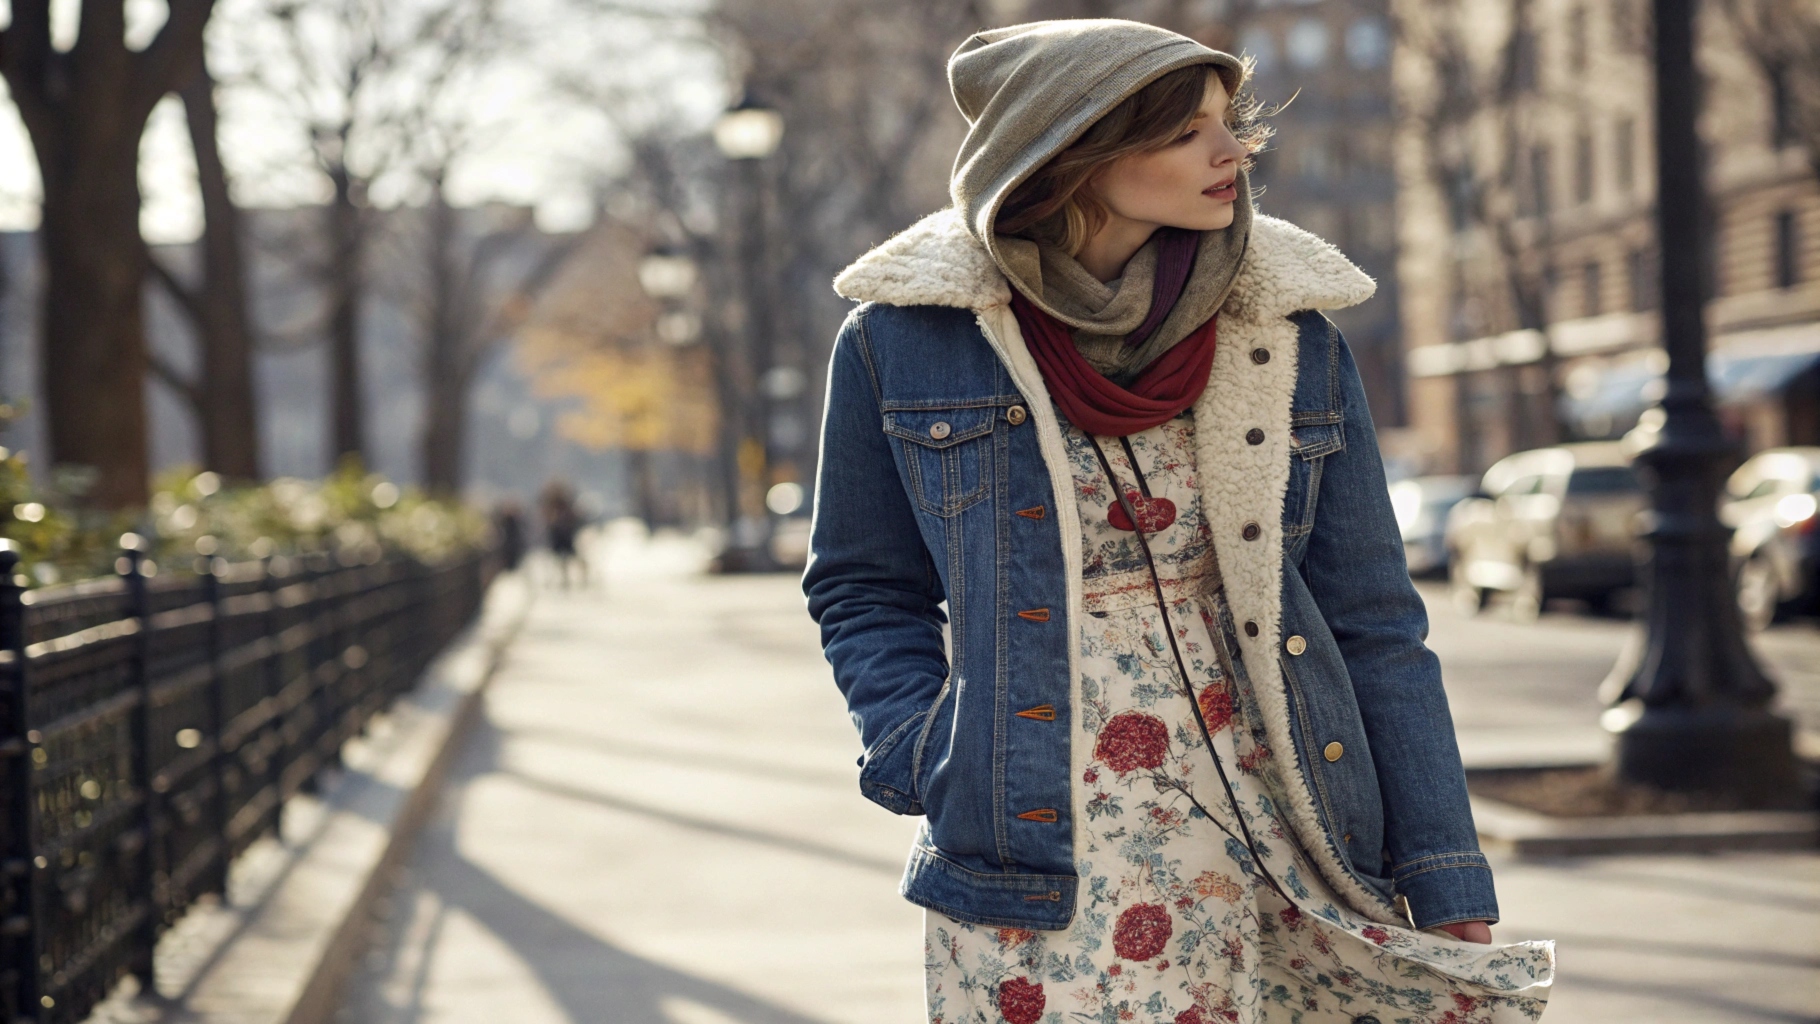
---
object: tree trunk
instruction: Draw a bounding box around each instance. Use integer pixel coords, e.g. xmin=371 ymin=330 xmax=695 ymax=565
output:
xmin=180 ymin=57 xmax=261 ymax=481
xmin=420 ymin=185 xmax=465 ymax=495
xmin=38 ymin=145 xmax=150 ymax=507
xmin=327 ymin=167 xmax=366 ymax=468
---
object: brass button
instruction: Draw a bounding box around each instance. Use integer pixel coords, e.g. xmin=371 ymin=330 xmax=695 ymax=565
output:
xmin=1343 ymin=832 xmax=1353 ymax=843
xmin=1241 ymin=522 xmax=1261 ymax=541
xmin=929 ymin=421 xmax=951 ymax=440
xmin=1007 ymin=405 xmax=1028 ymax=425
xmin=1285 ymin=635 xmax=1307 ymax=655
xmin=1246 ymin=428 xmax=1265 ymax=445
xmin=1323 ymin=741 xmax=1344 ymax=762
xmin=1250 ymin=347 xmax=1271 ymax=364
xmin=1243 ymin=620 xmax=1259 ymax=637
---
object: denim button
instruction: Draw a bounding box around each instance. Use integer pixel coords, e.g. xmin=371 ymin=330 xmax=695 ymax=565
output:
xmin=1285 ymin=635 xmax=1307 ymax=655
xmin=1250 ymin=347 xmax=1271 ymax=364
xmin=1246 ymin=428 xmax=1265 ymax=445
xmin=929 ymin=421 xmax=951 ymax=440
xmin=1007 ymin=405 xmax=1028 ymax=425
xmin=1241 ymin=522 xmax=1261 ymax=541
xmin=1324 ymin=741 xmax=1344 ymax=762
xmin=1244 ymin=620 xmax=1259 ymax=637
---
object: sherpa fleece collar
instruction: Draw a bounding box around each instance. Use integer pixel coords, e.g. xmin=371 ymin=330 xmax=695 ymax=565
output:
xmin=834 ymin=205 xmax=1373 ymax=319
xmin=833 ymin=208 xmax=1403 ymax=927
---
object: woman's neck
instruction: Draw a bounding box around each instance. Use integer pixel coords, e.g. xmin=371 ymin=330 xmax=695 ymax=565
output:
xmin=1074 ymin=216 xmax=1158 ymax=283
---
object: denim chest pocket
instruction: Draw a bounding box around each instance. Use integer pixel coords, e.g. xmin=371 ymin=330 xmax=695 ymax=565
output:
xmin=883 ymin=406 xmax=997 ymax=517
xmin=1284 ymin=420 xmax=1343 ymax=538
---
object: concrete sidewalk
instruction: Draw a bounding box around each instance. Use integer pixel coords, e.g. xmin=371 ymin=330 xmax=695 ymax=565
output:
xmin=338 ymin=539 xmax=1819 ymax=1023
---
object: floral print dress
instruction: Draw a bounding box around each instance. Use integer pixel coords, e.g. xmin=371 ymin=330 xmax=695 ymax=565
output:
xmin=924 ymin=414 xmax=1554 ymax=1024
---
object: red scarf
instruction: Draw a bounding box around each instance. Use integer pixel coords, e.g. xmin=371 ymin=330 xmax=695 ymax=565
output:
xmin=1011 ymin=290 xmax=1218 ymax=436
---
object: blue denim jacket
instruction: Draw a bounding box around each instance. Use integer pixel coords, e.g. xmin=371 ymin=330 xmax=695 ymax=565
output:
xmin=804 ymin=210 xmax=1496 ymax=932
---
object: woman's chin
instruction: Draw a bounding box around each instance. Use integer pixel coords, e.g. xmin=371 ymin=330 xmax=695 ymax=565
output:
xmin=1160 ymin=205 xmax=1235 ymax=232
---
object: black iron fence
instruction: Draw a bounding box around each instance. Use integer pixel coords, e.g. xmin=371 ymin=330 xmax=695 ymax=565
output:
xmin=0 ymin=541 xmax=497 ymax=1024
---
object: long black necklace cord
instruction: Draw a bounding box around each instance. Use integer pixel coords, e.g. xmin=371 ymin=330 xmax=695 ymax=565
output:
xmin=1087 ymin=433 xmax=1297 ymax=909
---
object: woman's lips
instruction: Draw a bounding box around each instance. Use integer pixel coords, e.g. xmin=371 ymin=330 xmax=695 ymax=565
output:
xmin=1203 ymin=182 xmax=1237 ymax=201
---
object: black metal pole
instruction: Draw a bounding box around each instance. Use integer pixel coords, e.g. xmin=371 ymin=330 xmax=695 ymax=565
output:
xmin=0 ymin=544 xmax=46 ymax=1023
xmin=1601 ymin=0 xmax=1800 ymax=804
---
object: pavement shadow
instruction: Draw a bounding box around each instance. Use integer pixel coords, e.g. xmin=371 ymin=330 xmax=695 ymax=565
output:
xmin=356 ymin=712 xmax=841 ymax=1024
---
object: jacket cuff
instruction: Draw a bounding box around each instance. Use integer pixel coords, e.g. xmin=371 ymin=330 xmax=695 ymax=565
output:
xmin=1392 ymin=852 xmax=1499 ymax=929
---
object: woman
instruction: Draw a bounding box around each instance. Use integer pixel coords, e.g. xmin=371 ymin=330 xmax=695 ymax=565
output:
xmin=804 ymin=19 xmax=1553 ymax=1024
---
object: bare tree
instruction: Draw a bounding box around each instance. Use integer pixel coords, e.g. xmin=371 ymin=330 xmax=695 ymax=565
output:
xmin=146 ymin=48 xmax=262 ymax=481
xmin=224 ymin=0 xmax=473 ymax=469
xmin=1719 ymin=0 xmax=1820 ymax=183
xmin=0 ymin=0 xmax=215 ymax=506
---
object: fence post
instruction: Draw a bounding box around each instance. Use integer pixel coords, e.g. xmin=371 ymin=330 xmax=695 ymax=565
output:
xmin=0 ymin=543 xmax=44 ymax=1023
xmin=117 ymin=534 xmax=156 ymax=990
xmin=261 ymin=554 xmax=284 ymax=841
xmin=197 ymin=543 xmax=228 ymax=897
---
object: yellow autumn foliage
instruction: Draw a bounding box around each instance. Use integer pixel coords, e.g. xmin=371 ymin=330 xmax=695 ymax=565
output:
xmin=514 ymin=218 xmax=719 ymax=455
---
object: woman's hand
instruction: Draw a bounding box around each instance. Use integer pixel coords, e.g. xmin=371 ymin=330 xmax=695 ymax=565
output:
xmin=1437 ymin=920 xmax=1493 ymax=943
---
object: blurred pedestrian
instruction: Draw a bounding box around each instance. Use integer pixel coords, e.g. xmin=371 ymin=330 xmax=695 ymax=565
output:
xmin=494 ymin=498 xmax=527 ymax=572
xmin=540 ymin=479 xmax=586 ymax=589
xmin=804 ymin=20 xmax=1552 ymax=1023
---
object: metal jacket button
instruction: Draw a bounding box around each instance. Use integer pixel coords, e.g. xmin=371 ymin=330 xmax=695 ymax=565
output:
xmin=1244 ymin=620 xmax=1259 ymax=637
xmin=929 ymin=421 xmax=951 ymax=440
xmin=1324 ymin=741 xmax=1344 ymax=762
xmin=1007 ymin=405 xmax=1028 ymax=425
xmin=1285 ymin=635 xmax=1307 ymax=655
xmin=1250 ymin=347 xmax=1271 ymax=364
xmin=1246 ymin=428 xmax=1265 ymax=445
xmin=1241 ymin=522 xmax=1261 ymax=541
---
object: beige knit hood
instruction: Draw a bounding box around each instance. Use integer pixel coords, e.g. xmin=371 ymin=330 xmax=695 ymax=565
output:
xmin=948 ymin=19 xmax=1253 ymax=380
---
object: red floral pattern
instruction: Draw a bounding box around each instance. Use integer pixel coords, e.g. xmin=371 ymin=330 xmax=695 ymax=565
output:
xmin=921 ymin=419 xmax=1553 ymax=1024
xmin=1094 ymin=711 xmax=1170 ymax=773
xmin=1112 ymin=902 xmax=1174 ymax=961
xmin=995 ymin=976 xmax=1045 ymax=1024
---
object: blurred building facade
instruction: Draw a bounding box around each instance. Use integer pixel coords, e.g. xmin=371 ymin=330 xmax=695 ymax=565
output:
xmin=1394 ymin=0 xmax=1819 ymax=475
xmin=1233 ymin=0 xmax=1406 ymax=429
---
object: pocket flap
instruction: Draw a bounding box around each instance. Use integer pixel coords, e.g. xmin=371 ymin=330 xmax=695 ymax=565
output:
xmin=883 ymin=407 xmax=998 ymax=449
xmin=1290 ymin=422 xmax=1343 ymax=459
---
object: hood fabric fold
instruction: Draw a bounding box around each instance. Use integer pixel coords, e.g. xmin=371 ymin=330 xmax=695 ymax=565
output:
xmin=948 ymin=19 xmax=1253 ymax=380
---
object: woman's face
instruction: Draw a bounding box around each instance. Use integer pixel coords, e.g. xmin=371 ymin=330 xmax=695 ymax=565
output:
xmin=1090 ymin=76 xmax=1248 ymax=232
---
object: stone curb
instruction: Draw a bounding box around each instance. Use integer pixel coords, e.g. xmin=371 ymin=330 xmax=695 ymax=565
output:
xmin=1471 ymin=793 xmax=1820 ymax=857
xmin=82 ymin=572 xmax=532 ymax=1024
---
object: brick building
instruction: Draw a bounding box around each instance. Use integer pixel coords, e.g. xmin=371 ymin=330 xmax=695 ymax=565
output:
xmin=1391 ymin=0 xmax=1819 ymax=474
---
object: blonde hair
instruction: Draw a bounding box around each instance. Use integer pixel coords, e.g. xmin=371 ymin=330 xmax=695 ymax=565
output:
xmin=995 ymin=59 xmax=1269 ymax=255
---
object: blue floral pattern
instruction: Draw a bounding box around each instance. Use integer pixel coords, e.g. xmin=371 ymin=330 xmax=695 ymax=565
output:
xmin=924 ymin=416 xmax=1554 ymax=1024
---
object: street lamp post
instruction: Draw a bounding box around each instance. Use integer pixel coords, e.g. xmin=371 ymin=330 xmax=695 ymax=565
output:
xmin=713 ymin=96 xmax=785 ymax=570
xmin=1600 ymin=0 xmax=1801 ymax=804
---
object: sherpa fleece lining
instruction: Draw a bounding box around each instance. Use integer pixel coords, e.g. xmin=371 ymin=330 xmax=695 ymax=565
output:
xmin=833 ymin=207 xmax=1402 ymax=927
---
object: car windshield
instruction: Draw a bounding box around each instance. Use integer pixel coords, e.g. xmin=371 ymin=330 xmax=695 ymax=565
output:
xmin=1566 ymin=466 xmax=1641 ymax=495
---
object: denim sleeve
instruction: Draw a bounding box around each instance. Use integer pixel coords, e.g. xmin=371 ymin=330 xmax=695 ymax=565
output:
xmin=803 ymin=307 xmax=949 ymax=816
xmin=1297 ymin=324 xmax=1499 ymax=929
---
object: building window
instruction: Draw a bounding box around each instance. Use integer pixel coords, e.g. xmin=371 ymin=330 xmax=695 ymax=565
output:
xmin=1628 ymin=248 xmax=1656 ymax=311
xmin=1346 ymin=17 xmax=1390 ymax=70
xmin=1613 ymin=0 xmax=1647 ymax=51
xmin=1771 ymin=66 xmax=1796 ymax=149
xmin=1569 ymin=7 xmax=1589 ymax=75
xmin=1514 ymin=28 xmax=1540 ymax=93
xmin=1286 ymin=18 xmax=1331 ymax=70
xmin=1615 ymin=117 xmax=1636 ymax=195
xmin=1529 ymin=145 xmax=1552 ymax=217
xmin=1777 ymin=210 xmax=1802 ymax=289
xmin=1240 ymin=25 xmax=1277 ymax=74
xmin=1575 ymin=131 xmax=1595 ymax=204
xmin=1583 ymin=260 xmax=1603 ymax=317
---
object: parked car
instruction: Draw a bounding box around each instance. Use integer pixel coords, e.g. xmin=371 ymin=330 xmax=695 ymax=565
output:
xmin=1721 ymin=447 xmax=1820 ymax=630
xmin=1389 ymin=475 xmax=1477 ymax=577
xmin=1444 ymin=443 xmax=1646 ymax=618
